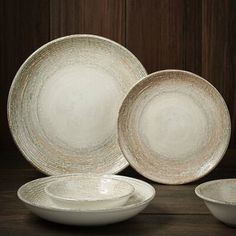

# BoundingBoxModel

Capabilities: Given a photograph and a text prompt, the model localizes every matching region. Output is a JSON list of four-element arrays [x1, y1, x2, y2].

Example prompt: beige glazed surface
[[17, 174, 155, 225], [7, 34, 147, 175], [45, 176, 134, 210], [118, 70, 231, 184], [195, 179, 236, 226]]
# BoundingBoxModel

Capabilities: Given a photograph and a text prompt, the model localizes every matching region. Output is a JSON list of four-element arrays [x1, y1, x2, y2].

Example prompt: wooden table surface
[[1, 151, 236, 235]]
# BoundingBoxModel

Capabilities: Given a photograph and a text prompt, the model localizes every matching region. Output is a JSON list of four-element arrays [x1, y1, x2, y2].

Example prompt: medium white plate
[[118, 70, 231, 184], [8, 34, 147, 175], [17, 174, 155, 226]]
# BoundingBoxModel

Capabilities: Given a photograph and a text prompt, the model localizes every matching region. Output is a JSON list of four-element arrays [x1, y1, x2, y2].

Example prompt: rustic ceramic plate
[[8, 34, 147, 175], [17, 174, 155, 226], [118, 70, 231, 184]]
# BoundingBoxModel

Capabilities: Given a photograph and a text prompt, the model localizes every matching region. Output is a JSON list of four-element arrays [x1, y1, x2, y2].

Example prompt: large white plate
[[8, 34, 147, 175], [17, 174, 155, 226], [118, 70, 231, 184]]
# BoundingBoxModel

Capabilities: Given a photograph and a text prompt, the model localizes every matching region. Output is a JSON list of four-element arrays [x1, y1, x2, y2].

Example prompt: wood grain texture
[[202, 0, 236, 148], [126, 0, 202, 74], [1, 0, 236, 157], [1, 159, 236, 234], [1, 213, 236, 236], [50, 0, 125, 44], [1, 214, 236, 236], [0, 0, 50, 151]]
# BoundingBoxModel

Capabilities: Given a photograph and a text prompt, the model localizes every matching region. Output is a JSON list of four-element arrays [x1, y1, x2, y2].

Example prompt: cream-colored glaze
[[118, 70, 231, 184], [8, 34, 147, 175], [195, 179, 236, 226], [17, 174, 155, 226], [45, 176, 134, 210]]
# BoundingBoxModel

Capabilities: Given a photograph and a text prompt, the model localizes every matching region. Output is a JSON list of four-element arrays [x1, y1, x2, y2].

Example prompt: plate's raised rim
[[17, 174, 156, 213], [7, 34, 147, 176], [118, 69, 231, 184], [195, 178, 236, 206]]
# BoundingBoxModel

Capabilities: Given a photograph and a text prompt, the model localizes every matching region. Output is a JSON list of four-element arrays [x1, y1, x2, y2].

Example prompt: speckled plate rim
[[118, 69, 231, 184], [17, 174, 156, 213], [195, 179, 236, 206], [7, 34, 147, 175]]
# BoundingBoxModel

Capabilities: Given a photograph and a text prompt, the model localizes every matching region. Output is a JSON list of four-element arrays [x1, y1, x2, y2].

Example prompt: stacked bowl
[[18, 174, 155, 225]]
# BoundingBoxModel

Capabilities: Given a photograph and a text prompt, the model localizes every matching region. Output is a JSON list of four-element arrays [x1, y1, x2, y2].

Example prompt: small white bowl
[[45, 176, 134, 210], [195, 179, 236, 226]]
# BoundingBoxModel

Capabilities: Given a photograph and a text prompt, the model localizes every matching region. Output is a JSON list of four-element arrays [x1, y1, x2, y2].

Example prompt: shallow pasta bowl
[[195, 179, 236, 226], [45, 176, 134, 210], [17, 174, 155, 226]]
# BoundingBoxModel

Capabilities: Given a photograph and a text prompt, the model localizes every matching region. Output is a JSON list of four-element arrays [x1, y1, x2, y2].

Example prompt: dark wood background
[[1, 0, 236, 164]]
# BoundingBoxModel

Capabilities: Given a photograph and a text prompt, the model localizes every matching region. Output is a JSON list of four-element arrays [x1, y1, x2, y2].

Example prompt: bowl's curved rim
[[44, 176, 135, 202], [195, 178, 236, 206]]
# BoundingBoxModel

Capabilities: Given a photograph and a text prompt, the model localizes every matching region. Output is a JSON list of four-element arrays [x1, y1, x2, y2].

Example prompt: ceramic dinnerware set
[[8, 35, 235, 226]]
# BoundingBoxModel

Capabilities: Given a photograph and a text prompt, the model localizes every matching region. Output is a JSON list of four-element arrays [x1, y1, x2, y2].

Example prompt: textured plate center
[[140, 92, 208, 159], [38, 65, 122, 150]]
